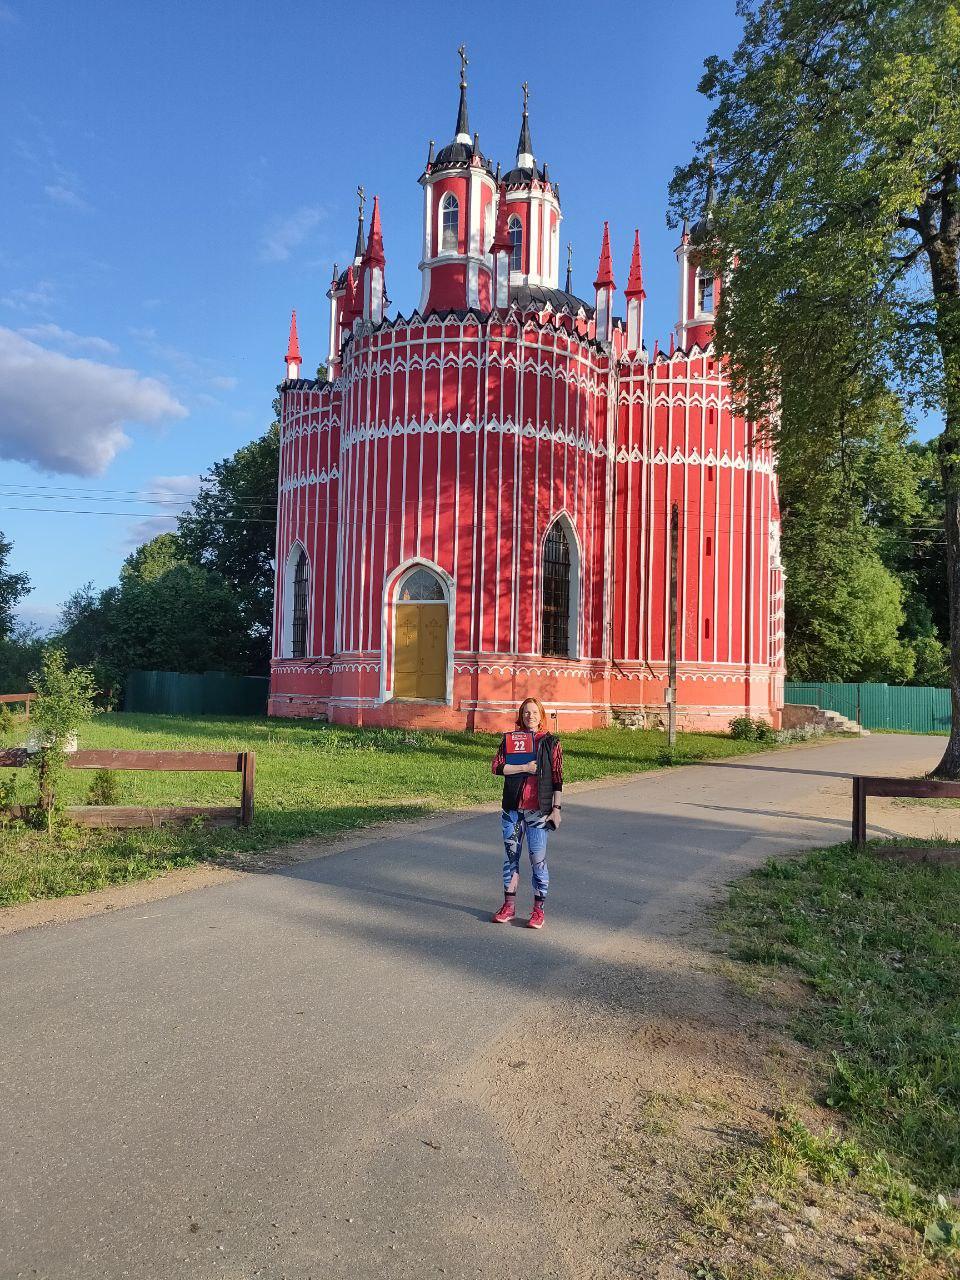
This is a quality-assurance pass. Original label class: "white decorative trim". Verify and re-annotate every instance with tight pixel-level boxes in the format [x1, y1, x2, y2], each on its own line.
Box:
[280, 466, 340, 492]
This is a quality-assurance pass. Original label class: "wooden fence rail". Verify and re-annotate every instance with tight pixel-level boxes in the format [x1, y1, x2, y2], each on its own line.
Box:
[0, 747, 255, 828]
[852, 774, 960, 847]
[0, 693, 34, 718]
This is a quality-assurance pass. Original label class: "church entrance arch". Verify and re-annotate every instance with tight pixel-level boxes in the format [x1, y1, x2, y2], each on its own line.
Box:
[388, 564, 451, 702]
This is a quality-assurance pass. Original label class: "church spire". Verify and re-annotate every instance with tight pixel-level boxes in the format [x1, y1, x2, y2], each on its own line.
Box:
[516, 80, 534, 170]
[594, 221, 615, 290]
[361, 195, 386, 324]
[284, 309, 301, 380]
[354, 185, 365, 264]
[625, 230, 644, 298]
[625, 231, 645, 354]
[454, 43, 470, 143]
[594, 222, 615, 343]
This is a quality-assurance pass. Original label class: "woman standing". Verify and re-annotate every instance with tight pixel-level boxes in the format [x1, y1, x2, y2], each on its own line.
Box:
[490, 697, 563, 929]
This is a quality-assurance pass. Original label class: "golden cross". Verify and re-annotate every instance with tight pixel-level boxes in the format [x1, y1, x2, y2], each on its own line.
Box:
[522, 81, 529, 113]
[458, 44, 468, 84]
[567, 242, 573, 270]
[357, 184, 365, 219]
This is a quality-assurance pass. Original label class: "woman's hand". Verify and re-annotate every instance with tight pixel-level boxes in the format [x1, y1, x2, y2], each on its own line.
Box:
[524, 760, 538, 774]
[549, 806, 562, 825]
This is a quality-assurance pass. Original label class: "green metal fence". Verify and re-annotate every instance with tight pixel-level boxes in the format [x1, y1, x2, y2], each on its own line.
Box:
[785, 682, 951, 734]
[124, 670, 269, 717]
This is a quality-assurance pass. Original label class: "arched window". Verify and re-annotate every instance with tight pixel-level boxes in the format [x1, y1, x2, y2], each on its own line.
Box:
[291, 548, 309, 658]
[441, 195, 459, 252]
[508, 216, 523, 271]
[542, 522, 572, 657]
[697, 270, 715, 315]
[398, 567, 445, 601]
[281, 543, 310, 659]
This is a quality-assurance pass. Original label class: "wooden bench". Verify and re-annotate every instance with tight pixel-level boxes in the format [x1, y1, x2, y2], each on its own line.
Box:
[0, 693, 34, 718]
[851, 775, 960, 847]
[0, 747, 255, 828]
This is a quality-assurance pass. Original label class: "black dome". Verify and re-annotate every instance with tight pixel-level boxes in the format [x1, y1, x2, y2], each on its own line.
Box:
[432, 140, 477, 170]
[503, 163, 545, 187]
[510, 282, 594, 317]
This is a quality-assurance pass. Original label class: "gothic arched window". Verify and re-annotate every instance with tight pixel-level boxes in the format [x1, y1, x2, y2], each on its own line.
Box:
[292, 548, 308, 658]
[508, 216, 523, 271]
[441, 195, 459, 252]
[542, 522, 572, 657]
[398, 567, 445, 602]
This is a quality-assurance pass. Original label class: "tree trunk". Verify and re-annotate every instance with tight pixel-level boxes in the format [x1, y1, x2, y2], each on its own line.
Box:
[929, 228, 960, 777]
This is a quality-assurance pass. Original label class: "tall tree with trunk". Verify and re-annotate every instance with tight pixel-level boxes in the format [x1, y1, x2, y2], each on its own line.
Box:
[670, 0, 960, 774]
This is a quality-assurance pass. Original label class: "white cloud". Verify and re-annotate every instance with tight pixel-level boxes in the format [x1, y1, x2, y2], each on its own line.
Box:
[127, 474, 201, 547]
[0, 279, 58, 314]
[128, 326, 237, 392]
[19, 323, 118, 357]
[259, 206, 325, 262]
[0, 327, 187, 476]
[44, 183, 92, 212]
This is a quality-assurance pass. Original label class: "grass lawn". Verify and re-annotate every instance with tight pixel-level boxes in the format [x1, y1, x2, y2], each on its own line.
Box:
[1, 712, 776, 906]
[721, 841, 960, 1259]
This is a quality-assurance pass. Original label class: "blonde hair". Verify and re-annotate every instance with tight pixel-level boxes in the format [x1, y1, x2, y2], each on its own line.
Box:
[516, 697, 549, 730]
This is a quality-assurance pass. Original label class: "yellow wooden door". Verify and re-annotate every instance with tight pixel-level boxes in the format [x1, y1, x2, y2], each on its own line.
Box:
[418, 604, 448, 699]
[394, 604, 421, 698]
[393, 603, 448, 700]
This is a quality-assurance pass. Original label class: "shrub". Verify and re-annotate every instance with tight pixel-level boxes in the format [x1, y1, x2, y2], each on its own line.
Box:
[27, 648, 98, 832]
[86, 768, 120, 806]
[728, 716, 756, 740]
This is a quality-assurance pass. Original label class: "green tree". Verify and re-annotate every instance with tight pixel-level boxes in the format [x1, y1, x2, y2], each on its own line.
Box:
[176, 423, 279, 672]
[56, 538, 253, 700]
[0, 532, 30, 640]
[0, 622, 45, 695]
[671, 0, 960, 772]
[28, 647, 98, 831]
[103, 563, 250, 679]
[121, 532, 185, 583]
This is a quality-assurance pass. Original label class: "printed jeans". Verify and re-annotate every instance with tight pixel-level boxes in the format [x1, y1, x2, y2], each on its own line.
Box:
[500, 808, 550, 899]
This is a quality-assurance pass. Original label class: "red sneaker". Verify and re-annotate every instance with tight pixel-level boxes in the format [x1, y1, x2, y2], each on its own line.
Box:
[492, 898, 516, 923]
[527, 904, 545, 930]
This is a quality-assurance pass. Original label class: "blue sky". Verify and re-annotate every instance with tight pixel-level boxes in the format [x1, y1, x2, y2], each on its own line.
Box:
[0, 0, 940, 629]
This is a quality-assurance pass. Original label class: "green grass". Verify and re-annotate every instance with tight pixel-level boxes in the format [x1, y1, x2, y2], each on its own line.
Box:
[721, 842, 960, 1234]
[0, 712, 774, 905]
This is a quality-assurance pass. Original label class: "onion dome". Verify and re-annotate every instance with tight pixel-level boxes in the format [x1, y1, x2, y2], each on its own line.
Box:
[689, 155, 716, 245]
[432, 45, 486, 171]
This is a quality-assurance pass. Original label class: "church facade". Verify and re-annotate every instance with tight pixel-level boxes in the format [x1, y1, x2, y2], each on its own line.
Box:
[269, 61, 785, 731]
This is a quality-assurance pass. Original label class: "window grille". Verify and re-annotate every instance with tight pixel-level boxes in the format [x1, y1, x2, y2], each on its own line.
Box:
[292, 549, 308, 658]
[441, 196, 459, 252]
[697, 271, 714, 314]
[399, 567, 445, 601]
[542, 524, 571, 656]
[508, 216, 523, 271]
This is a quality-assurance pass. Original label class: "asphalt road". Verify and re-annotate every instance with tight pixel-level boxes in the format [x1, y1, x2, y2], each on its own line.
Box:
[0, 733, 946, 1280]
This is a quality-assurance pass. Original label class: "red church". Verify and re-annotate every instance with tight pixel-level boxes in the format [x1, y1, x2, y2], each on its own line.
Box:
[269, 55, 785, 731]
